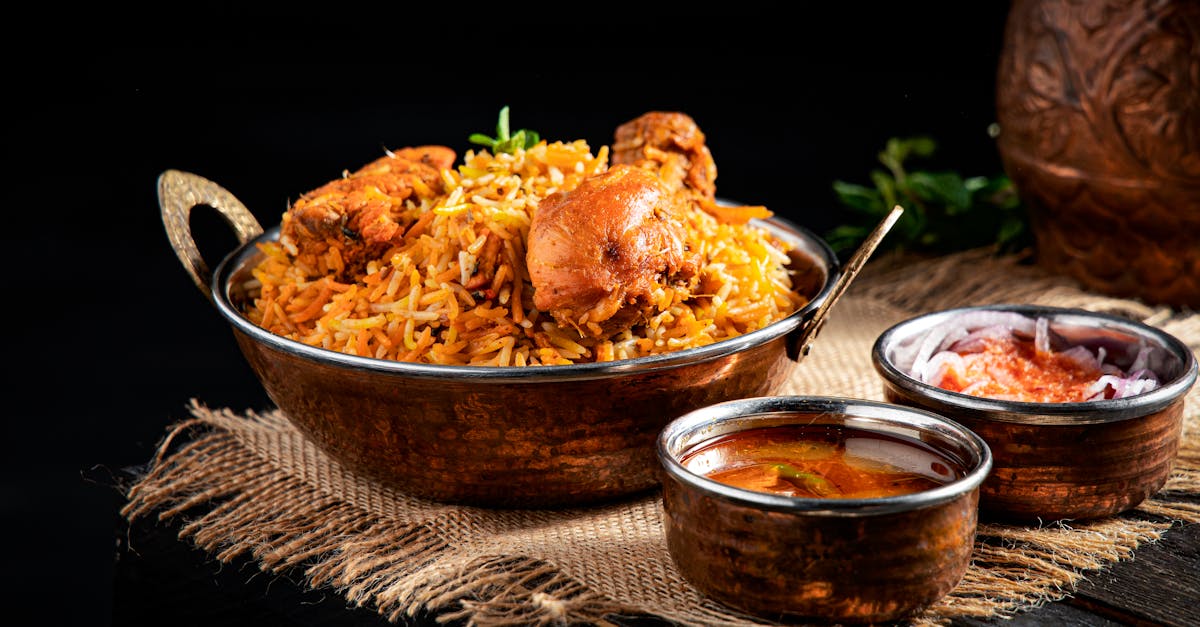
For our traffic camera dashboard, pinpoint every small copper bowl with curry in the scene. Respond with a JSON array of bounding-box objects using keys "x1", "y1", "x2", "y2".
[
  {"x1": 657, "y1": 396, "x2": 992, "y2": 624},
  {"x1": 872, "y1": 304, "x2": 1198, "y2": 522}
]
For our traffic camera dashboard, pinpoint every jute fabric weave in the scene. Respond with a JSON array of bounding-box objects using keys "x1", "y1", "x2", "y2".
[{"x1": 123, "y1": 248, "x2": 1200, "y2": 626}]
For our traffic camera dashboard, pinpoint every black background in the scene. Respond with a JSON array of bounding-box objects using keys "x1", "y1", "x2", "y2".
[{"x1": 8, "y1": 4, "x2": 1015, "y2": 625}]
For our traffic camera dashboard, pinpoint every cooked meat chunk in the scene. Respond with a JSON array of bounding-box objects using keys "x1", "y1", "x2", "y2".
[
  {"x1": 280, "y1": 145, "x2": 455, "y2": 278},
  {"x1": 613, "y1": 111, "x2": 773, "y2": 225},
  {"x1": 612, "y1": 111, "x2": 717, "y2": 203},
  {"x1": 527, "y1": 164, "x2": 698, "y2": 338}
]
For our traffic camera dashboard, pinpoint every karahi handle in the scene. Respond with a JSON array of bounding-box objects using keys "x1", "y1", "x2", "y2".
[
  {"x1": 158, "y1": 169, "x2": 264, "y2": 304},
  {"x1": 789, "y1": 205, "x2": 904, "y2": 362}
]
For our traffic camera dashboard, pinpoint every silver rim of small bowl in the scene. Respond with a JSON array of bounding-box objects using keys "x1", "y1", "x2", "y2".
[
  {"x1": 656, "y1": 395, "x2": 994, "y2": 517},
  {"x1": 872, "y1": 304, "x2": 1199, "y2": 425}
]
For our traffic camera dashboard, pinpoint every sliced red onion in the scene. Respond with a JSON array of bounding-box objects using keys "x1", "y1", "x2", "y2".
[
  {"x1": 1130, "y1": 344, "x2": 1153, "y2": 373},
  {"x1": 1086, "y1": 372, "x2": 1160, "y2": 400},
  {"x1": 902, "y1": 311, "x2": 1037, "y2": 375},
  {"x1": 945, "y1": 325, "x2": 1013, "y2": 354},
  {"x1": 1057, "y1": 345, "x2": 1102, "y2": 372},
  {"x1": 907, "y1": 325, "x2": 964, "y2": 378},
  {"x1": 920, "y1": 350, "x2": 967, "y2": 386},
  {"x1": 1127, "y1": 368, "x2": 1159, "y2": 383},
  {"x1": 1034, "y1": 317, "x2": 1050, "y2": 355},
  {"x1": 1085, "y1": 375, "x2": 1121, "y2": 401},
  {"x1": 1124, "y1": 377, "x2": 1160, "y2": 396}
]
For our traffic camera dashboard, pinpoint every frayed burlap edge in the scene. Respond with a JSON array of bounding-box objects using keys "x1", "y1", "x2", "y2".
[{"x1": 123, "y1": 248, "x2": 1200, "y2": 626}]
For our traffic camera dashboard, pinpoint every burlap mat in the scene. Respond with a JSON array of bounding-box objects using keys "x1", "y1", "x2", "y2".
[{"x1": 124, "y1": 248, "x2": 1200, "y2": 626}]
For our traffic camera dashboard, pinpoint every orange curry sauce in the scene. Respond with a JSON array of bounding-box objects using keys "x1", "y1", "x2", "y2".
[
  {"x1": 681, "y1": 425, "x2": 961, "y2": 499},
  {"x1": 936, "y1": 336, "x2": 1102, "y2": 402}
]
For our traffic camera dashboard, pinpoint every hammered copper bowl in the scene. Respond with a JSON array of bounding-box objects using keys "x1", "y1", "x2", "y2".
[
  {"x1": 872, "y1": 304, "x2": 1198, "y2": 523},
  {"x1": 159, "y1": 170, "x2": 840, "y2": 508},
  {"x1": 657, "y1": 396, "x2": 992, "y2": 624}
]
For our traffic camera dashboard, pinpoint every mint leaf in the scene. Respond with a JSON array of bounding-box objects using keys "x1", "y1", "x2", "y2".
[
  {"x1": 826, "y1": 134, "x2": 1032, "y2": 256},
  {"x1": 907, "y1": 171, "x2": 970, "y2": 214},
  {"x1": 832, "y1": 181, "x2": 885, "y2": 213},
  {"x1": 470, "y1": 107, "x2": 541, "y2": 155}
]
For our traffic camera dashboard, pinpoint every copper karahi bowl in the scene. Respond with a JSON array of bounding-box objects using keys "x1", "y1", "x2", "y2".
[
  {"x1": 656, "y1": 396, "x2": 992, "y2": 624},
  {"x1": 872, "y1": 304, "x2": 1198, "y2": 522},
  {"x1": 160, "y1": 170, "x2": 840, "y2": 508}
]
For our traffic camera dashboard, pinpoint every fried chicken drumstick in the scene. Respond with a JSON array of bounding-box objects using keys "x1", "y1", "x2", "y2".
[
  {"x1": 527, "y1": 111, "x2": 768, "y2": 338},
  {"x1": 526, "y1": 164, "x2": 698, "y2": 337}
]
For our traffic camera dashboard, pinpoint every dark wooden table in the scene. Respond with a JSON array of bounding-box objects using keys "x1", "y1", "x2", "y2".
[{"x1": 106, "y1": 463, "x2": 1198, "y2": 627}]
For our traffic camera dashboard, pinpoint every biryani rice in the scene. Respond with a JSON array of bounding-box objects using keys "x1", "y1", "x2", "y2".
[{"x1": 242, "y1": 139, "x2": 806, "y2": 366}]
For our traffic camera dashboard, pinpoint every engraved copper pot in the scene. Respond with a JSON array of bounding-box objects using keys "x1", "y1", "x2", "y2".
[
  {"x1": 159, "y1": 170, "x2": 840, "y2": 508},
  {"x1": 872, "y1": 304, "x2": 1198, "y2": 522},
  {"x1": 657, "y1": 396, "x2": 992, "y2": 624},
  {"x1": 995, "y1": 0, "x2": 1200, "y2": 307}
]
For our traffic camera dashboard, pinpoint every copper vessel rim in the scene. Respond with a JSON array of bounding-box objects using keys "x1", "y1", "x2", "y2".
[
  {"x1": 210, "y1": 217, "x2": 840, "y2": 381},
  {"x1": 871, "y1": 304, "x2": 1199, "y2": 425},
  {"x1": 656, "y1": 395, "x2": 993, "y2": 517}
]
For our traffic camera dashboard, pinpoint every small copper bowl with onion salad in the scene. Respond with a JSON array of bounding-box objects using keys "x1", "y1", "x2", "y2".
[
  {"x1": 872, "y1": 304, "x2": 1198, "y2": 522},
  {"x1": 657, "y1": 396, "x2": 992, "y2": 624}
]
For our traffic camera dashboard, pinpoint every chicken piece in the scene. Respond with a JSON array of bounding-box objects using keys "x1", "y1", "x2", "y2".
[
  {"x1": 612, "y1": 111, "x2": 717, "y2": 202},
  {"x1": 613, "y1": 111, "x2": 770, "y2": 225},
  {"x1": 280, "y1": 145, "x2": 455, "y2": 279},
  {"x1": 527, "y1": 164, "x2": 698, "y2": 338}
]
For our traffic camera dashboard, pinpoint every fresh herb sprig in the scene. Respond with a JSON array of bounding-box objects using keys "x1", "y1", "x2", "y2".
[
  {"x1": 469, "y1": 106, "x2": 540, "y2": 155},
  {"x1": 826, "y1": 136, "x2": 1029, "y2": 256}
]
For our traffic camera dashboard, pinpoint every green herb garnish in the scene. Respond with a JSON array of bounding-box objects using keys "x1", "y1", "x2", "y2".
[
  {"x1": 469, "y1": 106, "x2": 540, "y2": 155},
  {"x1": 826, "y1": 135, "x2": 1030, "y2": 256}
]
